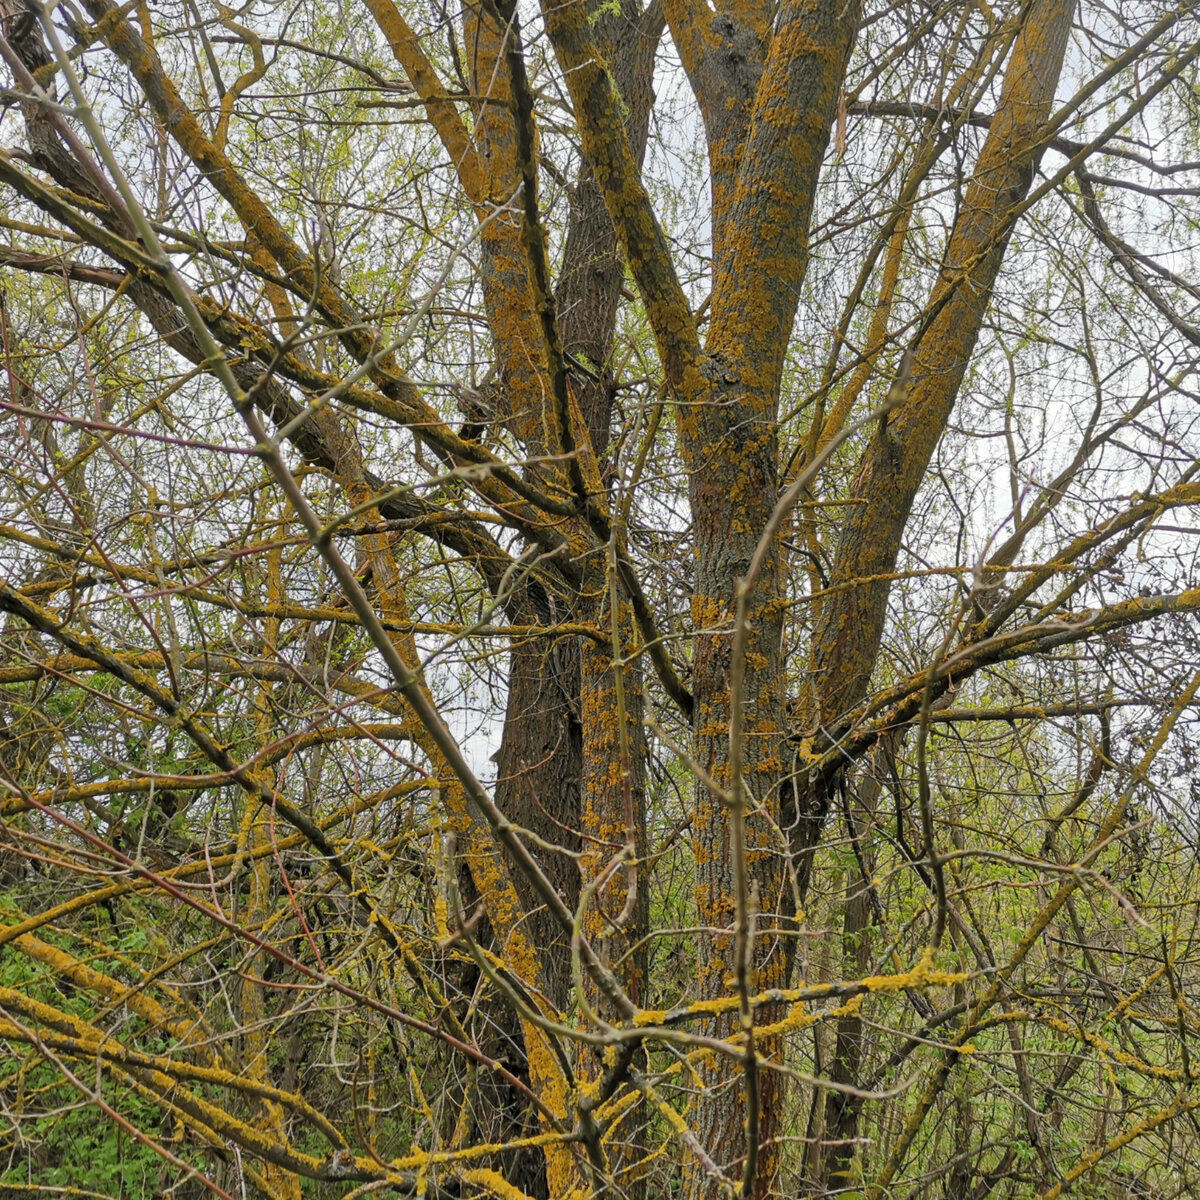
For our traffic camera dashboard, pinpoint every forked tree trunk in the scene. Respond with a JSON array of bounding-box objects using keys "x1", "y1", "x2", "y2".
[
  {"x1": 800, "y1": 6, "x2": 1077, "y2": 1195},
  {"x1": 460, "y1": 4, "x2": 662, "y2": 1193},
  {"x1": 679, "y1": 5, "x2": 862, "y2": 1191}
]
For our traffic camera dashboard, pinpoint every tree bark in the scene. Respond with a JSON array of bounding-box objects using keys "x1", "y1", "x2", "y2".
[{"x1": 801, "y1": 0, "x2": 1077, "y2": 898}]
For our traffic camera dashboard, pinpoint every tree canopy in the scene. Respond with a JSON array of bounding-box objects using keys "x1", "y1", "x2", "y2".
[{"x1": 2, "y1": 0, "x2": 1200, "y2": 1197}]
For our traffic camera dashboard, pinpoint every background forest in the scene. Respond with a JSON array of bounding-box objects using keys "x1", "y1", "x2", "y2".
[{"x1": 1, "y1": 0, "x2": 1200, "y2": 1197}]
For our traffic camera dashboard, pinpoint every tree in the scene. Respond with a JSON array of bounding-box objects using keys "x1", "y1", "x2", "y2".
[{"x1": 1, "y1": 0, "x2": 1200, "y2": 1197}]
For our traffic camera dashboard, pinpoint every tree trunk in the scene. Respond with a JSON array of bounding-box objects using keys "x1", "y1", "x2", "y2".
[
  {"x1": 800, "y1": 0, "x2": 1077, "y2": 912},
  {"x1": 461, "y1": 4, "x2": 663, "y2": 1192}
]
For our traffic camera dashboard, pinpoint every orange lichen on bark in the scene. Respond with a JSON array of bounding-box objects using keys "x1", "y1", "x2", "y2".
[
  {"x1": 10, "y1": 931, "x2": 221, "y2": 1064},
  {"x1": 811, "y1": 0, "x2": 1076, "y2": 721},
  {"x1": 357, "y1": 0, "x2": 483, "y2": 196},
  {"x1": 538, "y1": 0, "x2": 701, "y2": 399}
]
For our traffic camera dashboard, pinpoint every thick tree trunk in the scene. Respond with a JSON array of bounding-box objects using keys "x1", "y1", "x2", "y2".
[
  {"x1": 686, "y1": 372, "x2": 788, "y2": 1195},
  {"x1": 462, "y1": 5, "x2": 662, "y2": 1193},
  {"x1": 679, "y1": 6, "x2": 862, "y2": 1192}
]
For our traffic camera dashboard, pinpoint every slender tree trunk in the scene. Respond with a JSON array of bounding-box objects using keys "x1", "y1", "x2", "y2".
[
  {"x1": 800, "y1": 0, "x2": 1077, "y2": 916},
  {"x1": 819, "y1": 752, "x2": 889, "y2": 1196},
  {"x1": 809, "y1": 0, "x2": 1077, "y2": 726},
  {"x1": 459, "y1": 6, "x2": 662, "y2": 1193}
]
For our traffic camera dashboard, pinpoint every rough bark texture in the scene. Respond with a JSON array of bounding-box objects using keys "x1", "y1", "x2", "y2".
[
  {"x1": 459, "y1": 4, "x2": 663, "y2": 1193},
  {"x1": 662, "y1": 0, "x2": 772, "y2": 280},
  {"x1": 7, "y1": 0, "x2": 1161, "y2": 1195},
  {"x1": 554, "y1": 1, "x2": 662, "y2": 459},
  {"x1": 679, "y1": 5, "x2": 863, "y2": 1192},
  {"x1": 485, "y1": 0, "x2": 663, "y2": 1016},
  {"x1": 799, "y1": 0, "x2": 1077, "y2": 901},
  {"x1": 810, "y1": 0, "x2": 1076, "y2": 723}
]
